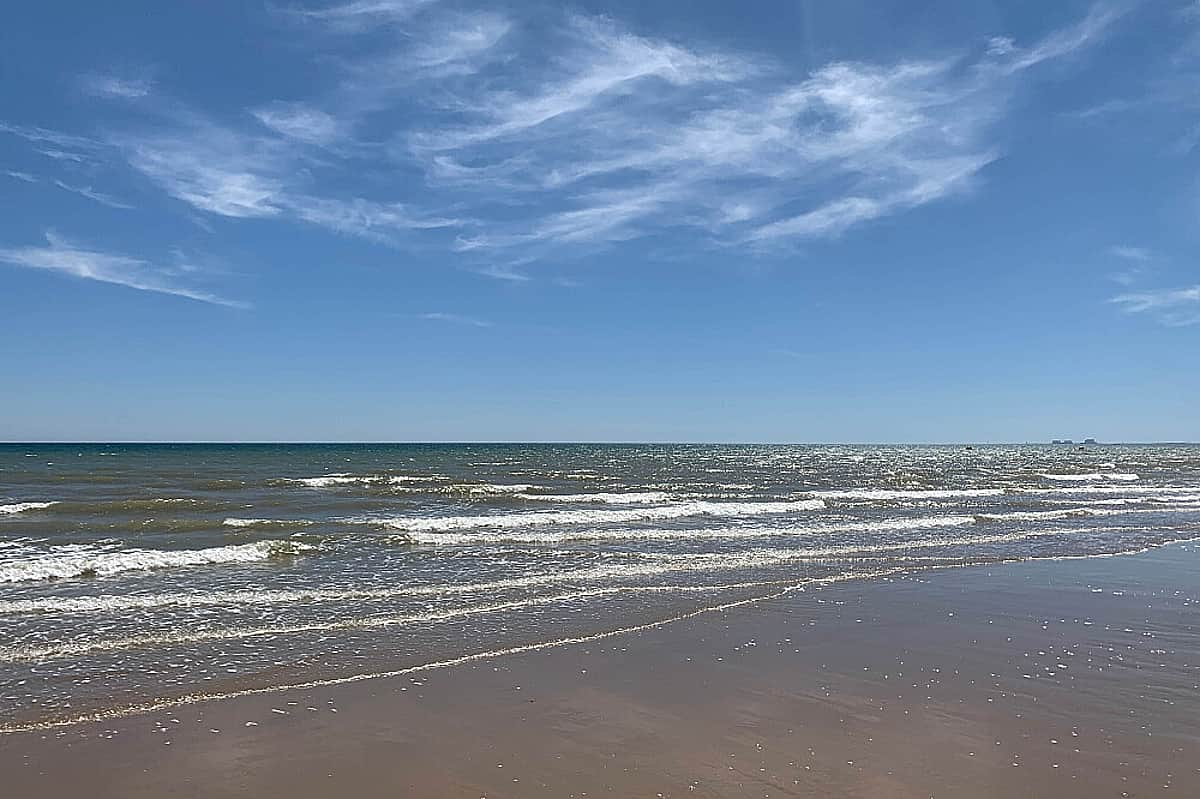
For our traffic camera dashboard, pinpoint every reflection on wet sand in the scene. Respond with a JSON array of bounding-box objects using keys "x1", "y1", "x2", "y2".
[{"x1": 3, "y1": 543, "x2": 1197, "y2": 798}]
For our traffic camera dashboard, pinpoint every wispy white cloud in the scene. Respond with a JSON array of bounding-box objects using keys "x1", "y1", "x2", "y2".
[
  {"x1": 452, "y1": 182, "x2": 687, "y2": 251},
  {"x1": 0, "y1": 4, "x2": 1122, "y2": 273},
  {"x1": 402, "y1": 11, "x2": 512, "y2": 78},
  {"x1": 285, "y1": 194, "x2": 460, "y2": 240},
  {"x1": 3, "y1": 167, "x2": 133, "y2": 209},
  {"x1": 53, "y1": 180, "x2": 134, "y2": 209},
  {"x1": 0, "y1": 121, "x2": 104, "y2": 152},
  {"x1": 402, "y1": 7, "x2": 1113, "y2": 256},
  {"x1": 1107, "y1": 246, "x2": 1153, "y2": 286},
  {"x1": 986, "y1": 37, "x2": 1017, "y2": 57},
  {"x1": 251, "y1": 103, "x2": 344, "y2": 146},
  {"x1": 0, "y1": 232, "x2": 244, "y2": 307},
  {"x1": 2, "y1": 169, "x2": 37, "y2": 183},
  {"x1": 1068, "y1": 3, "x2": 1198, "y2": 154},
  {"x1": 109, "y1": 101, "x2": 462, "y2": 241},
  {"x1": 123, "y1": 125, "x2": 462, "y2": 237},
  {"x1": 474, "y1": 263, "x2": 531, "y2": 282},
  {"x1": 431, "y1": 17, "x2": 748, "y2": 146},
  {"x1": 0, "y1": 122, "x2": 106, "y2": 167},
  {"x1": 1111, "y1": 285, "x2": 1200, "y2": 326},
  {"x1": 419, "y1": 311, "x2": 492, "y2": 327},
  {"x1": 1110, "y1": 245, "x2": 1152, "y2": 262},
  {"x1": 81, "y1": 73, "x2": 154, "y2": 99},
  {"x1": 284, "y1": 0, "x2": 438, "y2": 32},
  {"x1": 37, "y1": 149, "x2": 90, "y2": 163},
  {"x1": 122, "y1": 125, "x2": 288, "y2": 218},
  {"x1": 1000, "y1": 4, "x2": 1123, "y2": 73}
]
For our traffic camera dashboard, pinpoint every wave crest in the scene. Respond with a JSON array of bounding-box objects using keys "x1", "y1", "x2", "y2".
[
  {"x1": 0, "y1": 540, "x2": 315, "y2": 584},
  {"x1": 371, "y1": 499, "x2": 826, "y2": 534},
  {"x1": 516, "y1": 491, "x2": 673, "y2": 504},
  {"x1": 1040, "y1": 473, "x2": 1140, "y2": 482},
  {"x1": 0, "y1": 501, "x2": 57, "y2": 515}
]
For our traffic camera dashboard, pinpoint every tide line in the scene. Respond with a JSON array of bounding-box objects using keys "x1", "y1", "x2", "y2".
[{"x1": 0, "y1": 569, "x2": 905, "y2": 736}]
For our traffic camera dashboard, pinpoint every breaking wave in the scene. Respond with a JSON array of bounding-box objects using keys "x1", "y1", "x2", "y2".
[
  {"x1": 0, "y1": 501, "x2": 57, "y2": 515},
  {"x1": 0, "y1": 540, "x2": 315, "y2": 584},
  {"x1": 1039, "y1": 472, "x2": 1140, "y2": 482},
  {"x1": 516, "y1": 491, "x2": 673, "y2": 504},
  {"x1": 812, "y1": 488, "x2": 1007, "y2": 501},
  {"x1": 222, "y1": 517, "x2": 317, "y2": 529},
  {"x1": 364, "y1": 499, "x2": 827, "y2": 533},
  {"x1": 280, "y1": 474, "x2": 438, "y2": 488}
]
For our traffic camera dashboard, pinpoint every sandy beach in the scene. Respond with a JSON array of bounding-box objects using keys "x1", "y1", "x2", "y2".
[{"x1": 4, "y1": 542, "x2": 1197, "y2": 798}]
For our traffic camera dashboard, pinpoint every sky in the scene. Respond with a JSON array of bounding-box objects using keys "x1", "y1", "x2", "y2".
[{"x1": 0, "y1": 0, "x2": 1197, "y2": 443}]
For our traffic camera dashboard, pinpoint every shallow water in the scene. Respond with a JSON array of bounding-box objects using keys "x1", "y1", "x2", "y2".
[{"x1": 2, "y1": 443, "x2": 1198, "y2": 729}]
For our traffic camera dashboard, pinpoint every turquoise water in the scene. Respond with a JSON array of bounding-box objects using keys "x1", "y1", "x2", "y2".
[{"x1": 2, "y1": 443, "x2": 1199, "y2": 728}]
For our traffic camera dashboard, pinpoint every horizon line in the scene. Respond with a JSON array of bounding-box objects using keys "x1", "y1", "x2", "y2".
[{"x1": 2, "y1": 440, "x2": 1198, "y2": 447}]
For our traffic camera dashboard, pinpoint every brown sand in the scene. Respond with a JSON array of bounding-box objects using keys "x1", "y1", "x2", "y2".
[{"x1": 3, "y1": 545, "x2": 1198, "y2": 798}]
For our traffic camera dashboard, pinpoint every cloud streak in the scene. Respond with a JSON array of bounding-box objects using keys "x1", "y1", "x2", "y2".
[
  {"x1": 53, "y1": 180, "x2": 134, "y2": 209},
  {"x1": 284, "y1": 0, "x2": 438, "y2": 32},
  {"x1": 110, "y1": 109, "x2": 463, "y2": 243},
  {"x1": 3, "y1": 169, "x2": 37, "y2": 183},
  {"x1": 0, "y1": 232, "x2": 244, "y2": 307},
  {"x1": 3, "y1": 169, "x2": 134, "y2": 208},
  {"x1": 1110, "y1": 245, "x2": 1152, "y2": 262},
  {"x1": 81, "y1": 73, "x2": 154, "y2": 99},
  {"x1": 419, "y1": 311, "x2": 492, "y2": 327},
  {"x1": 1111, "y1": 286, "x2": 1200, "y2": 326}
]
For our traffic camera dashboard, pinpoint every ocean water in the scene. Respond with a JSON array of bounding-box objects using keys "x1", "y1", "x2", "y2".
[{"x1": 2, "y1": 443, "x2": 1199, "y2": 731}]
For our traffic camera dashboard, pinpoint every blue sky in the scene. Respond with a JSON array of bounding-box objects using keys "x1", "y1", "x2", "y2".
[{"x1": 1, "y1": 0, "x2": 1197, "y2": 442}]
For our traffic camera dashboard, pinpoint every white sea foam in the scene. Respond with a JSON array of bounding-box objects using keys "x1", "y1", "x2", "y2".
[
  {"x1": 19, "y1": 543, "x2": 1200, "y2": 736},
  {"x1": 366, "y1": 499, "x2": 826, "y2": 533},
  {"x1": 394, "y1": 503, "x2": 1200, "y2": 545},
  {"x1": 0, "y1": 569, "x2": 643, "y2": 615},
  {"x1": 639, "y1": 527, "x2": 1108, "y2": 568},
  {"x1": 287, "y1": 474, "x2": 363, "y2": 487},
  {"x1": 973, "y1": 504, "x2": 1200, "y2": 523},
  {"x1": 516, "y1": 491, "x2": 673, "y2": 504},
  {"x1": 452, "y1": 483, "x2": 534, "y2": 495},
  {"x1": 0, "y1": 501, "x2": 57, "y2": 515},
  {"x1": 811, "y1": 482, "x2": 1197, "y2": 502},
  {"x1": 1039, "y1": 473, "x2": 1140, "y2": 482},
  {"x1": 0, "y1": 526, "x2": 1124, "y2": 661},
  {"x1": 222, "y1": 517, "x2": 317, "y2": 528},
  {"x1": 0, "y1": 540, "x2": 315, "y2": 584},
  {"x1": 1043, "y1": 495, "x2": 1200, "y2": 507},
  {"x1": 396, "y1": 513, "x2": 980, "y2": 545},
  {"x1": 1045, "y1": 497, "x2": 1146, "y2": 507},
  {"x1": 1031, "y1": 485, "x2": 1200, "y2": 496},
  {"x1": 0, "y1": 575, "x2": 860, "y2": 734},
  {"x1": 974, "y1": 507, "x2": 1098, "y2": 522},
  {"x1": 816, "y1": 484, "x2": 1200, "y2": 501},
  {"x1": 2, "y1": 584, "x2": 776, "y2": 663},
  {"x1": 812, "y1": 488, "x2": 1007, "y2": 501},
  {"x1": 284, "y1": 474, "x2": 437, "y2": 488}
]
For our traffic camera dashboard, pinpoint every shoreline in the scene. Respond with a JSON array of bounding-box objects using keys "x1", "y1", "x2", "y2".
[
  {"x1": 3, "y1": 544, "x2": 1199, "y2": 797},
  {"x1": 3, "y1": 546, "x2": 1190, "y2": 738}
]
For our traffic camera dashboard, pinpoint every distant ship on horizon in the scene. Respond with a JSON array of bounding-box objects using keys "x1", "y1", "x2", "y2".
[{"x1": 1051, "y1": 438, "x2": 1099, "y2": 445}]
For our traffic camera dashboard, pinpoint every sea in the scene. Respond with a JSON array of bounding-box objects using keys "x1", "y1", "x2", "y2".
[{"x1": 2, "y1": 443, "x2": 1199, "y2": 732}]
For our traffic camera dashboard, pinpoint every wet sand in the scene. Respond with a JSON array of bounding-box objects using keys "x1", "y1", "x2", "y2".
[{"x1": 3, "y1": 545, "x2": 1198, "y2": 798}]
